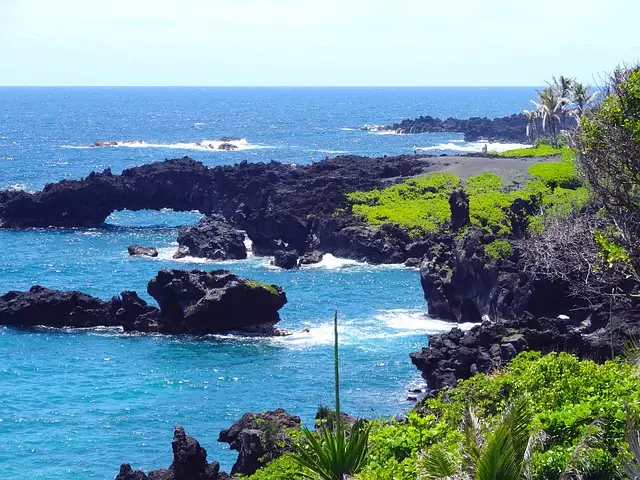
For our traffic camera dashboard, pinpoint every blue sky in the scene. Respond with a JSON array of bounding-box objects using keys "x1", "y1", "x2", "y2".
[{"x1": 0, "y1": 0, "x2": 638, "y2": 86}]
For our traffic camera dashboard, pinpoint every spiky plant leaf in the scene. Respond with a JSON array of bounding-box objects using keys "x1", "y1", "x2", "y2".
[
  {"x1": 420, "y1": 447, "x2": 459, "y2": 480},
  {"x1": 559, "y1": 419, "x2": 604, "y2": 480}
]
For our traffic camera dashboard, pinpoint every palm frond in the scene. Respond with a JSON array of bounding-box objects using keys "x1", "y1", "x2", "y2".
[
  {"x1": 559, "y1": 419, "x2": 604, "y2": 480},
  {"x1": 461, "y1": 406, "x2": 484, "y2": 477},
  {"x1": 624, "y1": 405, "x2": 640, "y2": 480},
  {"x1": 420, "y1": 447, "x2": 459, "y2": 480}
]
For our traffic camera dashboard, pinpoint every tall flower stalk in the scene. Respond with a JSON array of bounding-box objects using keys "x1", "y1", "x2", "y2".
[{"x1": 292, "y1": 311, "x2": 371, "y2": 480}]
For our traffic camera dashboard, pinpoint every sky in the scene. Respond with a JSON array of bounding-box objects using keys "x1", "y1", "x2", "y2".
[{"x1": 0, "y1": 0, "x2": 638, "y2": 86}]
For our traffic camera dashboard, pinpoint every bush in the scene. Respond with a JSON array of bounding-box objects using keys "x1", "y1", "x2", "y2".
[
  {"x1": 465, "y1": 172, "x2": 504, "y2": 196},
  {"x1": 484, "y1": 239, "x2": 513, "y2": 259},
  {"x1": 499, "y1": 145, "x2": 567, "y2": 158},
  {"x1": 347, "y1": 173, "x2": 460, "y2": 237},
  {"x1": 528, "y1": 162, "x2": 581, "y2": 189}
]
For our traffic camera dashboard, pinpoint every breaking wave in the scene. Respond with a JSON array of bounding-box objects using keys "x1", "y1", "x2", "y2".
[{"x1": 63, "y1": 138, "x2": 272, "y2": 151}]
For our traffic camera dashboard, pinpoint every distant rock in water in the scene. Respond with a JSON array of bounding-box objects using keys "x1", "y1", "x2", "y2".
[
  {"x1": 115, "y1": 425, "x2": 228, "y2": 480},
  {"x1": 218, "y1": 143, "x2": 238, "y2": 150},
  {"x1": 177, "y1": 214, "x2": 247, "y2": 260},
  {"x1": 90, "y1": 140, "x2": 118, "y2": 148},
  {"x1": 299, "y1": 250, "x2": 324, "y2": 265},
  {"x1": 380, "y1": 113, "x2": 578, "y2": 143},
  {"x1": 127, "y1": 244, "x2": 158, "y2": 257},
  {"x1": 217, "y1": 136, "x2": 242, "y2": 142},
  {"x1": 0, "y1": 269, "x2": 286, "y2": 336}
]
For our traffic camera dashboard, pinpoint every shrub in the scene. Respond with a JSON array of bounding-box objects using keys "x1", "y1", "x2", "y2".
[
  {"x1": 528, "y1": 162, "x2": 581, "y2": 189},
  {"x1": 499, "y1": 145, "x2": 567, "y2": 158},
  {"x1": 484, "y1": 239, "x2": 513, "y2": 259},
  {"x1": 466, "y1": 172, "x2": 504, "y2": 196}
]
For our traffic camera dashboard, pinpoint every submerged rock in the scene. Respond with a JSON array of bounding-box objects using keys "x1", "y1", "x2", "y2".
[
  {"x1": 177, "y1": 214, "x2": 247, "y2": 260},
  {"x1": 128, "y1": 244, "x2": 158, "y2": 257},
  {"x1": 219, "y1": 408, "x2": 301, "y2": 476},
  {"x1": 218, "y1": 143, "x2": 238, "y2": 150},
  {"x1": 115, "y1": 425, "x2": 226, "y2": 480},
  {"x1": 298, "y1": 250, "x2": 324, "y2": 265}
]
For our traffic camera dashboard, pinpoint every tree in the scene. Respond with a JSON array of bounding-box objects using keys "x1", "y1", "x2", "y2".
[
  {"x1": 531, "y1": 87, "x2": 562, "y2": 146},
  {"x1": 421, "y1": 399, "x2": 544, "y2": 480},
  {"x1": 572, "y1": 65, "x2": 640, "y2": 257},
  {"x1": 291, "y1": 311, "x2": 371, "y2": 480},
  {"x1": 523, "y1": 109, "x2": 538, "y2": 144},
  {"x1": 552, "y1": 75, "x2": 575, "y2": 127},
  {"x1": 569, "y1": 82, "x2": 598, "y2": 117}
]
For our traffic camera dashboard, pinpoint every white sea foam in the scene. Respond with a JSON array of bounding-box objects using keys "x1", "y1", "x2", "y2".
[
  {"x1": 375, "y1": 309, "x2": 477, "y2": 333},
  {"x1": 2, "y1": 183, "x2": 30, "y2": 192},
  {"x1": 340, "y1": 127, "x2": 356, "y2": 131},
  {"x1": 418, "y1": 141, "x2": 531, "y2": 153},
  {"x1": 63, "y1": 138, "x2": 273, "y2": 151}
]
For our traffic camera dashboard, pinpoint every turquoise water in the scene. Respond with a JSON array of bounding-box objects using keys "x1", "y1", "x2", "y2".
[{"x1": 0, "y1": 87, "x2": 536, "y2": 479}]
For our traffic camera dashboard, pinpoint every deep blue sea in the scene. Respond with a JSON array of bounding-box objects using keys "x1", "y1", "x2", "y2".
[{"x1": 0, "y1": 87, "x2": 537, "y2": 479}]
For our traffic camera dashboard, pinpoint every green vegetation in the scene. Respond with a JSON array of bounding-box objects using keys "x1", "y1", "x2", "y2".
[
  {"x1": 484, "y1": 239, "x2": 513, "y2": 259},
  {"x1": 245, "y1": 279, "x2": 279, "y2": 296},
  {"x1": 347, "y1": 173, "x2": 460, "y2": 238},
  {"x1": 290, "y1": 311, "x2": 371, "y2": 480},
  {"x1": 347, "y1": 158, "x2": 587, "y2": 237},
  {"x1": 247, "y1": 352, "x2": 640, "y2": 480},
  {"x1": 499, "y1": 144, "x2": 565, "y2": 158}
]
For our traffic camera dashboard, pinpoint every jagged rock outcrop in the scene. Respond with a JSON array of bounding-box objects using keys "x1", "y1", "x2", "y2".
[
  {"x1": 381, "y1": 113, "x2": 578, "y2": 143},
  {"x1": 0, "y1": 270, "x2": 286, "y2": 335},
  {"x1": 449, "y1": 190, "x2": 470, "y2": 232},
  {"x1": 299, "y1": 250, "x2": 323, "y2": 265},
  {"x1": 272, "y1": 250, "x2": 299, "y2": 269},
  {"x1": 411, "y1": 303, "x2": 640, "y2": 391},
  {"x1": 0, "y1": 155, "x2": 428, "y2": 262},
  {"x1": 413, "y1": 228, "x2": 640, "y2": 390},
  {"x1": 218, "y1": 408, "x2": 301, "y2": 476},
  {"x1": 115, "y1": 425, "x2": 228, "y2": 480},
  {"x1": 177, "y1": 214, "x2": 247, "y2": 260},
  {"x1": 147, "y1": 269, "x2": 287, "y2": 334},
  {"x1": 128, "y1": 244, "x2": 159, "y2": 257}
]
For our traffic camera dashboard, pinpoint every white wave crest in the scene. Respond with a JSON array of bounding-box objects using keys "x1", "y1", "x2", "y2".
[
  {"x1": 2, "y1": 183, "x2": 31, "y2": 192},
  {"x1": 417, "y1": 142, "x2": 531, "y2": 153},
  {"x1": 63, "y1": 139, "x2": 272, "y2": 151},
  {"x1": 374, "y1": 309, "x2": 477, "y2": 333}
]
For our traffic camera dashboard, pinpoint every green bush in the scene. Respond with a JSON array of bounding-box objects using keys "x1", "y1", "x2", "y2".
[
  {"x1": 347, "y1": 173, "x2": 460, "y2": 237},
  {"x1": 465, "y1": 172, "x2": 504, "y2": 196},
  {"x1": 528, "y1": 162, "x2": 581, "y2": 189},
  {"x1": 484, "y1": 239, "x2": 513, "y2": 259},
  {"x1": 499, "y1": 145, "x2": 567, "y2": 158}
]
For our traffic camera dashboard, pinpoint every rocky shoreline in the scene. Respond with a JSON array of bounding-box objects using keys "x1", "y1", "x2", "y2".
[
  {"x1": 0, "y1": 269, "x2": 286, "y2": 336},
  {"x1": 380, "y1": 112, "x2": 577, "y2": 143}
]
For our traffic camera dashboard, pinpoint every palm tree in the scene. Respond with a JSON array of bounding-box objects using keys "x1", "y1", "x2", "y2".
[
  {"x1": 523, "y1": 109, "x2": 538, "y2": 144},
  {"x1": 531, "y1": 87, "x2": 562, "y2": 147},
  {"x1": 421, "y1": 401, "x2": 602, "y2": 480},
  {"x1": 552, "y1": 75, "x2": 575, "y2": 128},
  {"x1": 623, "y1": 407, "x2": 640, "y2": 479},
  {"x1": 569, "y1": 82, "x2": 598, "y2": 117},
  {"x1": 292, "y1": 311, "x2": 371, "y2": 480},
  {"x1": 421, "y1": 399, "x2": 544, "y2": 480}
]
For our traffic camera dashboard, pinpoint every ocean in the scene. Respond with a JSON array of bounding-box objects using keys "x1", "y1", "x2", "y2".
[{"x1": 0, "y1": 87, "x2": 536, "y2": 479}]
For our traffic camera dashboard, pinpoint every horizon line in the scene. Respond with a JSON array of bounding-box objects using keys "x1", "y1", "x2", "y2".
[{"x1": 0, "y1": 84, "x2": 544, "y2": 89}]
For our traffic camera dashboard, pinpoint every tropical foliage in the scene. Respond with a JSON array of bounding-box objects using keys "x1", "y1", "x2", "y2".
[
  {"x1": 290, "y1": 311, "x2": 371, "y2": 480},
  {"x1": 246, "y1": 352, "x2": 640, "y2": 480}
]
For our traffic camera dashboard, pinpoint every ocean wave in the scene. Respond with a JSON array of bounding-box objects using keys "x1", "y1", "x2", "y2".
[
  {"x1": 63, "y1": 138, "x2": 273, "y2": 151},
  {"x1": 2, "y1": 183, "x2": 32, "y2": 192},
  {"x1": 417, "y1": 141, "x2": 531, "y2": 153},
  {"x1": 301, "y1": 254, "x2": 406, "y2": 271},
  {"x1": 374, "y1": 309, "x2": 477, "y2": 333}
]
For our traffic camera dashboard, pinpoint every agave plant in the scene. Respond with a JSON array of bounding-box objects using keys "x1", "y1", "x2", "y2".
[
  {"x1": 291, "y1": 311, "x2": 371, "y2": 480},
  {"x1": 569, "y1": 82, "x2": 598, "y2": 117},
  {"x1": 531, "y1": 87, "x2": 562, "y2": 147}
]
